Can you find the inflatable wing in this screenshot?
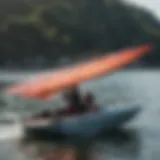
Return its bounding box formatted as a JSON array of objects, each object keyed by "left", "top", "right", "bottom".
[{"left": 5, "top": 44, "right": 152, "bottom": 99}]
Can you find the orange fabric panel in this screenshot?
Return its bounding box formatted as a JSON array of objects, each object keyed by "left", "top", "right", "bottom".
[{"left": 5, "top": 44, "right": 152, "bottom": 99}]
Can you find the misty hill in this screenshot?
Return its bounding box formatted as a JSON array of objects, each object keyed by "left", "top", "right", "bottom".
[{"left": 0, "top": 0, "right": 159, "bottom": 69}]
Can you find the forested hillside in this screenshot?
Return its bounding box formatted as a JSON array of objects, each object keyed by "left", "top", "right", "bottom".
[{"left": 0, "top": 0, "right": 159, "bottom": 69}]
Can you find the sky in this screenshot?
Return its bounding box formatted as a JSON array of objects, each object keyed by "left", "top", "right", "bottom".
[{"left": 124, "top": 0, "right": 160, "bottom": 20}]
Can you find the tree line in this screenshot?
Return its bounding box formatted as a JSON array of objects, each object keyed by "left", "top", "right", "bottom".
[{"left": 0, "top": 0, "right": 160, "bottom": 69}]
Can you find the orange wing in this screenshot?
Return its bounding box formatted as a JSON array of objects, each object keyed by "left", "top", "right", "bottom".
[{"left": 5, "top": 44, "right": 152, "bottom": 99}]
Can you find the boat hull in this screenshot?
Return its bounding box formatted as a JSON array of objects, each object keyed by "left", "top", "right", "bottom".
[{"left": 24, "top": 104, "right": 141, "bottom": 138}]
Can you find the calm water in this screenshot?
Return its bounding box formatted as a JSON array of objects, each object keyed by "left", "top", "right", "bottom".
[{"left": 0, "top": 70, "right": 160, "bottom": 160}]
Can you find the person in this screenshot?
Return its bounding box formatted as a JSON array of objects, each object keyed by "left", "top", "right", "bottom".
[
  {"left": 63, "top": 86, "right": 98, "bottom": 115},
  {"left": 83, "top": 92, "right": 98, "bottom": 112},
  {"left": 63, "top": 86, "right": 86, "bottom": 115}
]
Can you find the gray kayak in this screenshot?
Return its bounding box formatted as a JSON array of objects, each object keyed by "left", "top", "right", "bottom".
[{"left": 24, "top": 104, "right": 141, "bottom": 137}]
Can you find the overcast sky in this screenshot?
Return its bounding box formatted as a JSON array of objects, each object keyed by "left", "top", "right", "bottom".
[{"left": 124, "top": 0, "right": 160, "bottom": 20}]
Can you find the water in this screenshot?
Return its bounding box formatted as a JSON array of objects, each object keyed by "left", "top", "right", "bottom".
[{"left": 0, "top": 70, "right": 160, "bottom": 160}]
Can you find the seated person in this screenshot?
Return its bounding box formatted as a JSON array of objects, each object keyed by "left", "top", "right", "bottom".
[{"left": 83, "top": 92, "right": 98, "bottom": 112}]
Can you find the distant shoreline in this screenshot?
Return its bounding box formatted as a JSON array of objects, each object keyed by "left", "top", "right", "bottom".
[
  {"left": 0, "top": 68, "right": 159, "bottom": 88},
  {"left": 0, "top": 67, "right": 159, "bottom": 74}
]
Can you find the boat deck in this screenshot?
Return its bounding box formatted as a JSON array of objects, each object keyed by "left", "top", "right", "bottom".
[
  {"left": 24, "top": 118, "right": 53, "bottom": 127},
  {"left": 23, "top": 116, "right": 72, "bottom": 128}
]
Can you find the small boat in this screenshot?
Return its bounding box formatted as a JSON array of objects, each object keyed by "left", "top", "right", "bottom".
[
  {"left": 23, "top": 104, "right": 141, "bottom": 138},
  {"left": 4, "top": 44, "right": 152, "bottom": 138}
]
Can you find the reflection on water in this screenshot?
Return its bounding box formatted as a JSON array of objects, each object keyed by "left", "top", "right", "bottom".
[{"left": 19, "top": 128, "right": 141, "bottom": 160}]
